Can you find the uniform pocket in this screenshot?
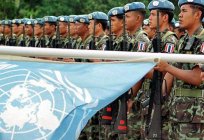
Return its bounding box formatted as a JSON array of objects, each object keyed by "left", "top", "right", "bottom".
[{"left": 170, "top": 97, "right": 196, "bottom": 123}]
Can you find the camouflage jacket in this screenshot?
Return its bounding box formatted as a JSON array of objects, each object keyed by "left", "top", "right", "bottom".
[
  {"left": 129, "top": 28, "right": 150, "bottom": 52},
  {"left": 92, "top": 33, "right": 108, "bottom": 50},
  {"left": 112, "top": 34, "right": 130, "bottom": 51},
  {"left": 175, "top": 26, "right": 204, "bottom": 89},
  {"left": 147, "top": 29, "right": 178, "bottom": 53}
]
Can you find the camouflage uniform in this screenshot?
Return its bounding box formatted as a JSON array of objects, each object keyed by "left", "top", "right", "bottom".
[
  {"left": 129, "top": 28, "right": 150, "bottom": 52},
  {"left": 169, "top": 26, "right": 204, "bottom": 139}
]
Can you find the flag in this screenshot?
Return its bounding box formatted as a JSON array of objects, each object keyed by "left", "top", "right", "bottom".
[
  {"left": 164, "top": 43, "right": 175, "bottom": 53},
  {"left": 200, "top": 43, "right": 204, "bottom": 53},
  {"left": 0, "top": 59, "right": 155, "bottom": 140},
  {"left": 138, "top": 41, "right": 146, "bottom": 51}
]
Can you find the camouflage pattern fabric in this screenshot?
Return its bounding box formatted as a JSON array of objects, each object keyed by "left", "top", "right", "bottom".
[
  {"left": 169, "top": 26, "right": 204, "bottom": 139},
  {"left": 128, "top": 28, "right": 150, "bottom": 52}
]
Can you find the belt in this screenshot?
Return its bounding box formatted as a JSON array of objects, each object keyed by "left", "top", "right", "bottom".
[{"left": 174, "top": 88, "right": 204, "bottom": 98}]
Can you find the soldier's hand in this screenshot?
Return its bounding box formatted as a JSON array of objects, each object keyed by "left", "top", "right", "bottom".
[
  {"left": 154, "top": 60, "right": 170, "bottom": 72},
  {"left": 127, "top": 99, "right": 134, "bottom": 114}
]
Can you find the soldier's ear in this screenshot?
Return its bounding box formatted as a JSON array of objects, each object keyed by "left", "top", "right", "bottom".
[{"left": 194, "top": 10, "right": 202, "bottom": 21}]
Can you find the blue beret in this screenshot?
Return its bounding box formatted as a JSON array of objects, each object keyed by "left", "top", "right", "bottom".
[
  {"left": 148, "top": 0, "right": 175, "bottom": 11},
  {"left": 12, "top": 19, "right": 22, "bottom": 24},
  {"left": 69, "top": 15, "right": 77, "bottom": 23},
  {"left": 124, "top": 2, "right": 145, "bottom": 12},
  {"left": 58, "top": 16, "right": 69, "bottom": 22},
  {"left": 74, "top": 15, "right": 89, "bottom": 24},
  {"left": 25, "top": 19, "right": 35, "bottom": 25},
  {"left": 20, "top": 18, "right": 29, "bottom": 24},
  {"left": 34, "top": 18, "right": 44, "bottom": 25},
  {"left": 44, "top": 16, "right": 57, "bottom": 23},
  {"left": 143, "top": 19, "right": 150, "bottom": 25},
  {"left": 2, "top": 20, "right": 12, "bottom": 25},
  {"left": 88, "top": 12, "right": 108, "bottom": 21},
  {"left": 178, "top": 0, "right": 204, "bottom": 7},
  {"left": 108, "top": 7, "right": 124, "bottom": 17}
]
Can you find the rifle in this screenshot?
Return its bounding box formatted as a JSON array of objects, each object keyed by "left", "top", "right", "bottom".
[
  {"left": 146, "top": 10, "right": 162, "bottom": 139},
  {"left": 89, "top": 19, "right": 96, "bottom": 50},
  {"left": 54, "top": 20, "right": 61, "bottom": 48},
  {"left": 105, "top": 19, "right": 113, "bottom": 51},
  {"left": 67, "top": 20, "right": 72, "bottom": 49},
  {"left": 100, "top": 19, "right": 114, "bottom": 125},
  {"left": 20, "top": 25, "right": 26, "bottom": 46},
  {"left": 113, "top": 14, "right": 128, "bottom": 134},
  {"left": 30, "top": 24, "right": 35, "bottom": 47},
  {"left": 9, "top": 24, "right": 16, "bottom": 46},
  {"left": 40, "top": 25, "right": 46, "bottom": 48}
]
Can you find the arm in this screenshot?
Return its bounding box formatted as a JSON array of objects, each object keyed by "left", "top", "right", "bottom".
[{"left": 155, "top": 60, "right": 202, "bottom": 86}]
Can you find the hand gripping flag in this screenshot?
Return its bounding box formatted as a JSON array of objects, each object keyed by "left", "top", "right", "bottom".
[{"left": 0, "top": 58, "right": 155, "bottom": 140}]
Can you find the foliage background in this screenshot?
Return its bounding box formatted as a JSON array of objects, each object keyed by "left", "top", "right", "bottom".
[{"left": 0, "top": 0, "right": 180, "bottom": 20}]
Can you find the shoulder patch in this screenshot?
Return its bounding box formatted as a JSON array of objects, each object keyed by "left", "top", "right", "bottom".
[
  {"left": 200, "top": 42, "right": 204, "bottom": 53},
  {"left": 137, "top": 41, "right": 146, "bottom": 51},
  {"left": 164, "top": 43, "right": 175, "bottom": 53}
]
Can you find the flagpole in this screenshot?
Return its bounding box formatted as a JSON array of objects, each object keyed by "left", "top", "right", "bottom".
[{"left": 0, "top": 46, "right": 203, "bottom": 63}]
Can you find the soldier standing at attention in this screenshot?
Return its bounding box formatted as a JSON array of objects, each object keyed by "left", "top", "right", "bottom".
[
  {"left": 124, "top": 2, "right": 150, "bottom": 52},
  {"left": 43, "top": 16, "right": 57, "bottom": 48},
  {"left": 155, "top": 0, "right": 204, "bottom": 139},
  {"left": 123, "top": 2, "right": 150, "bottom": 140},
  {"left": 34, "top": 18, "right": 44, "bottom": 47},
  {"left": 88, "top": 12, "right": 108, "bottom": 51},
  {"left": 74, "top": 15, "right": 91, "bottom": 50},
  {"left": 3, "top": 20, "right": 12, "bottom": 46},
  {"left": 24, "top": 19, "right": 35, "bottom": 47}
]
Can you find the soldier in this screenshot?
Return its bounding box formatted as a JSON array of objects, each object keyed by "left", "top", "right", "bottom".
[
  {"left": 124, "top": 2, "right": 150, "bottom": 52},
  {"left": 173, "top": 21, "right": 185, "bottom": 39},
  {"left": 74, "top": 15, "right": 91, "bottom": 50},
  {"left": 9, "top": 19, "right": 21, "bottom": 46},
  {"left": 88, "top": 11, "right": 108, "bottom": 51},
  {"left": 69, "top": 15, "right": 81, "bottom": 49},
  {"left": 3, "top": 20, "right": 12, "bottom": 46},
  {"left": 142, "top": 19, "right": 156, "bottom": 40},
  {"left": 107, "top": 7, "right": 127, "bottom": 51},
  {"left": 202, "top": 17, "right": 204, "bottom": 26},
  {"left": 43, "top": 16, "right": 57, "bottom": 48},
  {"left": 130, "top": 0, "right": 178, "bottom": 139},
  {"left": 18, "top": 18, "right": 29, "bottom": 47},
  {"left": 24, "top": 19, "right": 35, "bottom": 47},
  {"left": 123, "top": 2, "right": 151, "bottom": 140},
  {"left": 155, "top": 0, "right": 204, "bottom": 139},
  {"left": 34, "top": 18, "right": 44, "bottom": 47}
]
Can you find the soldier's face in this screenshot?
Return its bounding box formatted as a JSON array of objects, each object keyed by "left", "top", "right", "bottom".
[
  {"left": 18, "top": 24, "right": 24, "bottom": 34},
  {"left": 4, "top": 25, "right": 11, "bottom": 34},
  {"left": 149, "top": 10, "right": 162, "bottom": 29},
  {"left": 12, "top": 24, "right": 18, "bottom": 34},
  {"left": 179, "top": 4, "right": 198, "bottom": 30},
  {"left": 44, "top": 23, "right": 55, "bottom": 35},
  {"left": 59, "top": 22, "right": 68, "bottom": 35},
  {"left": 75, "top": 22, "right": 88, "bottom": 36},
  {"left": 34, "top": 24, "right": 43, "bottom": 36},
  {"left": 111, "top": 16, "right": 123, "bottom": 35},
  {"left": 70, "top": 23, "right": 76, "bottom": 36},
  {"left": 25, "top": 25, "right": 33, "bottom": 36},
  {"left": 88, "top": 20, "right": 99, "bottom": 35},
  {"left": 125, "top": 11, "right": 137, "bottom": 31}
]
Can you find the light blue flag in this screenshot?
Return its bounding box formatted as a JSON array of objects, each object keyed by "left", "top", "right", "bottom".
[{"left": 0, "top": 60, "right": 155, "bottom": 140}]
